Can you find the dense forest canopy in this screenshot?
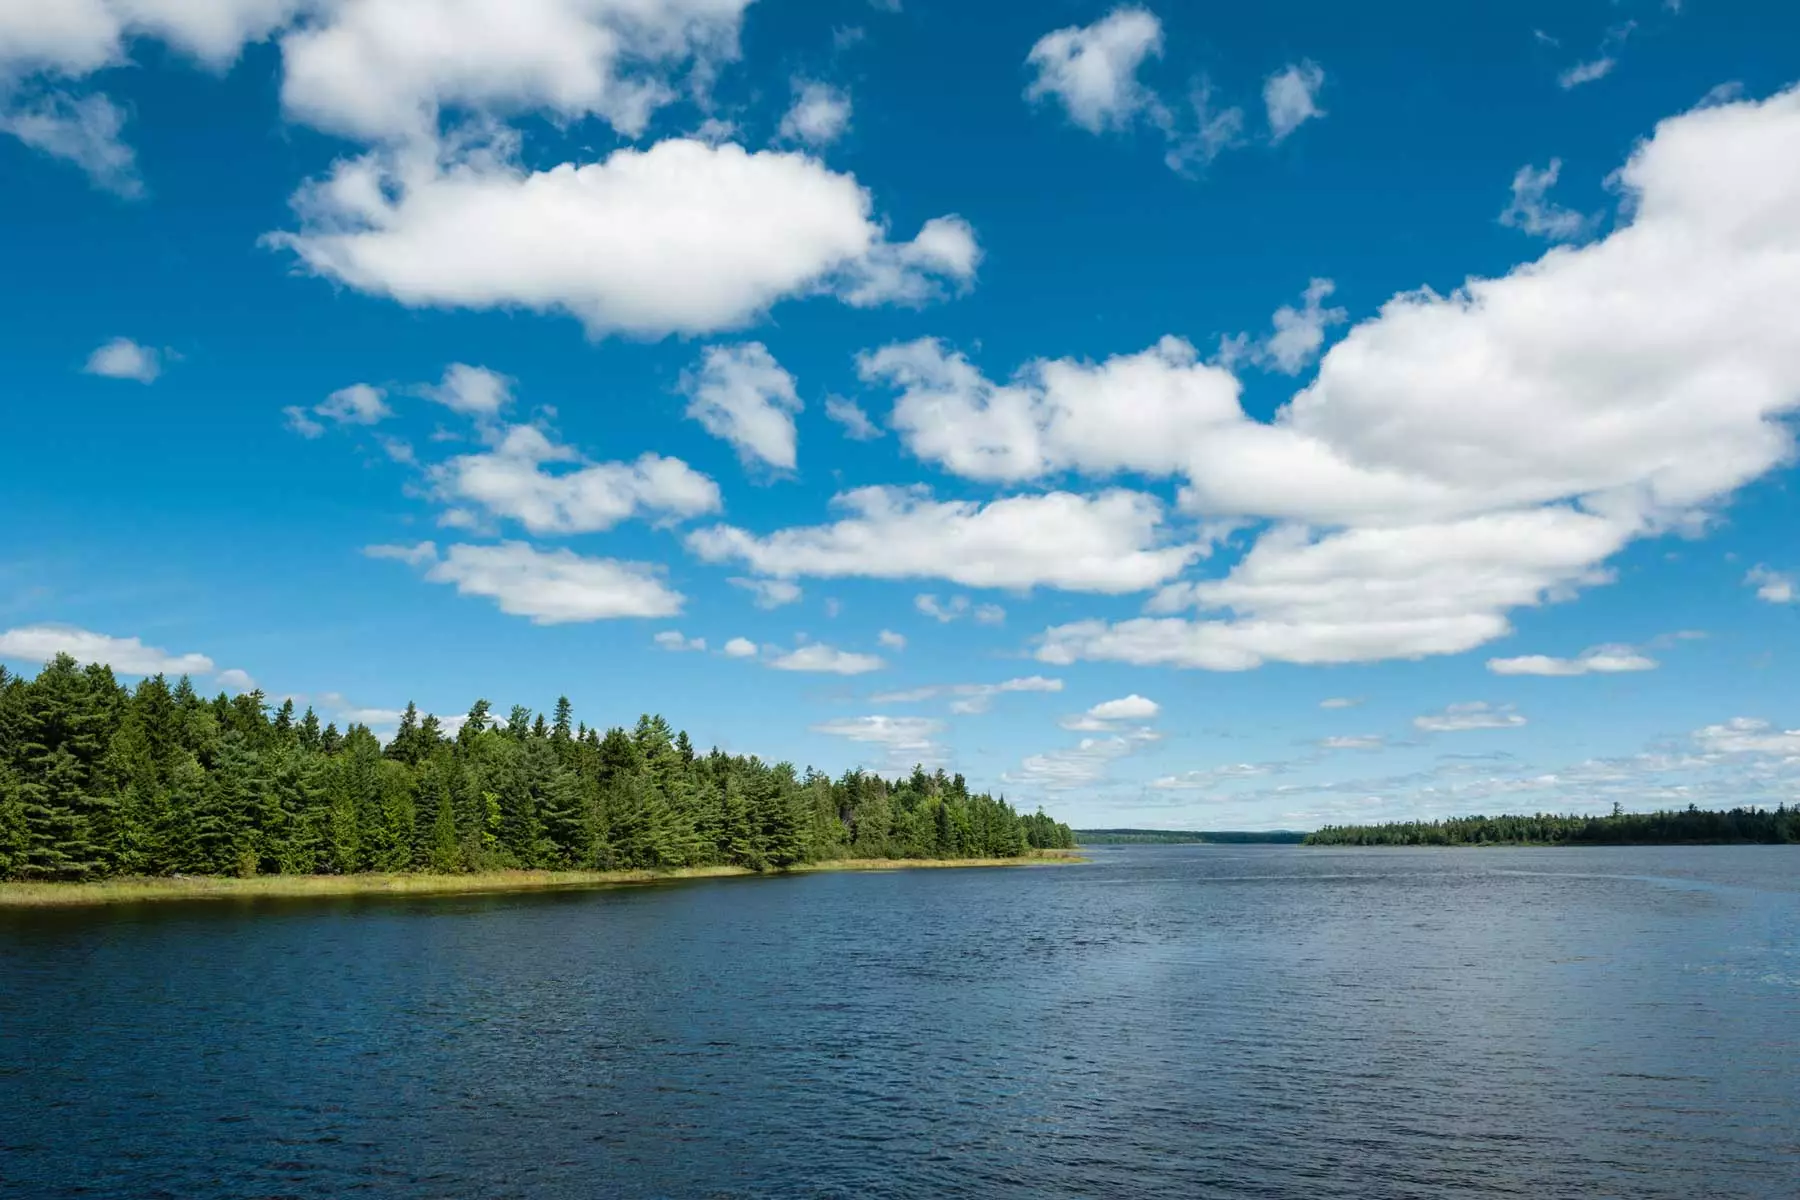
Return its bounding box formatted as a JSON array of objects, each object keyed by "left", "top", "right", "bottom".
[
  {"left": 1304, "top": 806, "right": 1800, "bottom": 846},
  {"left": 0, "top": 655, "right": 1076, "bottom": 882}
]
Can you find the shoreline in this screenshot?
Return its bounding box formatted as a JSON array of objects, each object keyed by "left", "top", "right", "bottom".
[{"left": 0, "top": 851, "right": 1085, "bottom": 909}]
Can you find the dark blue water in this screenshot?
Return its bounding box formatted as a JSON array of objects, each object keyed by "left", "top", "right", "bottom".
[{"left": 2, "top": 846, "right": 1797, "bottom": 1199}]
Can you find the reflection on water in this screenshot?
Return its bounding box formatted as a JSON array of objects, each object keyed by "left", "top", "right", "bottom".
[{"left": 2, "top": 846, "right": 1797, "bottom": 1198}]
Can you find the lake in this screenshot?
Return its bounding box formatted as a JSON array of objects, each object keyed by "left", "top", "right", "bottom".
[{"left": 2, "top": 845, "right": 1797, "bottom": 1198}]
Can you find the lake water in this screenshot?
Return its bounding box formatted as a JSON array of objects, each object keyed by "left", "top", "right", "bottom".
[{"left": 2, "top": 845, "right": 1797, "bottom": 1198}]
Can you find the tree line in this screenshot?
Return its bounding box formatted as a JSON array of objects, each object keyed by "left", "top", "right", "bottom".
[
  {"left": 1075, "top": 828, "right": 1308, "bottom": 845},
  {"left": 0, "top": 655, "right": 1076, "bottom": 882},
  {"left": 1303, "top": 804, "right": 1800, "bottom": 846}
]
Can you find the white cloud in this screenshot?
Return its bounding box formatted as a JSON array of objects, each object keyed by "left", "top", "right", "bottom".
[
  {"left": 1559, "top": 57, "right": 1616, "bottom": 89},
  {"left": 216, "top": 668, "right": 257, "bottom": 691},
  {"left": 689, "top": 486, "right": 1199, "bottom": 594},
  {"left": 316, "top": 382, "right": 391, "bottom": 425},
  {"left": 1320, "top": 696, "right": 1362, "bottom": 709},
  {"left": 1036, "top": 86, "right": 1800, "bottom": 670},
  {"left": 824, "top": 395, "right": 882, "bottom": 440},
  {"left": 1486, "top": 644, "right": 1658, "bottom": 676},
  {"left": 779, "top": 80, "right": 851, "bottom": 147},
  {"left": 381, "top": 540, "right": 682, "bottom": 623},
  {"left": 83, "top": 337, "right": 160, "bottom": 382},
  {"left": 1219, "top": 278, "right": 1347, "bottom": 375},
  {"left": 1087, "top": 694, "right": 1160, "bottom": 721},
  {"left": 1499, "top": 159, "right": 1593, "bottom": 241},
  {"left": 1024, "top": 6, "right": 1163, "bottom": 134},
  {"left": 1149, "top": 761, "right": 1281, "bottom": 790},
  {"left": 1693, "top": 717, "right": 1800, "bottom": 756},
  {"left": 1746, "top": 565, "right": 1796, "bottom": 604},
  {"left": 277, "top": 0, "right": 751, "bottom": 142},
  {"left": 1161, "top": 80, "right": 1245, "bottom": 172},
  {"left": 1263, "top": 60, "right": 1325, "bottom": 142},
  {"left": 0, "top": 624, "right": 214, "bottom": 676},
  {"left": 363, "top": 540, "right": 439, "bottom": 567},
  {"left": 873, "top": 675, "right": 1061, "bottom": 714},
  {"left": 1413, "top": 702, "right": 1527, "bottom": 733},
  {"left": 653, "top": 630, "right": 706, "bottom": 651},
  {"left": 877, "top": 629, "right": 906, "bottom": 650},
  {"left": 1320, "top": 734, "right": 1384, "bottom": 750},
  {"left": 766, "top": 643, "right": 884, "bottom": 675},
  {"left": 1005, "top": 726, "right": 1162, "bottom": 792},
  {"left": 811, "top": 714, "right": 946, "bottom": 766},
  {"left": 284, "top": 406, "right": 325, "bottom": 437},
  {"left": 434, "top": 424, "right": 720, "bottom": 535},
  {"left": 1559, "top": 21, "right": 1634, "bottom": 91},
  {"left": 421, "top": 363, "right": 513, "bottom": 417},
  {"left": 729, "top": 577, "right": 802, "bottom": 608},
  {"left": 915, "top": 593, "right": 968, "bottom": 623},
  {"left": 682, "top": 343, "right": 803, "bottom": 470},
  {"left": 270, "top": 136, "right": 980, "bottom": 339},
  {"left": 2, "top": 92, "right": 140, "bottom": 197},
  {"left": 722, "top": 636, "right": 759, "bottom": 658},
  {"left": 863, "top": 334, "right": 1242, "bottom": 484}
]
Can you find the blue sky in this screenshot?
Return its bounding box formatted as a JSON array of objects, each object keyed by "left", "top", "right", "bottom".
[{"left": 4, "top": 0, "right": 1799, "bottom": 829}]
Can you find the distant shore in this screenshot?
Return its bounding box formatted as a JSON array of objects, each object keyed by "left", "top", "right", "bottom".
[{"left": 0, "top": 851, "right": 1084, "bottom": 909}]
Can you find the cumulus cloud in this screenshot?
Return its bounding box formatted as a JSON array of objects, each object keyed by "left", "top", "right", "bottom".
[
  {"left": 1693, "top": 717, "right": 1800, "bottom": 756},
  {"left": 1218, "top": 279, "right": 1347, "bottom": 375},
  {"left": 433, "top": 424, "right": 720, "bottom": 535},
  {"left": 1263, "top": 61, "right": 1325, "bottom": 141},
  {"left": 722, "top": 636, "right": 759, "bottom": 658},
  {"left": 83, "top": 337, "right": 160, "bottom": 382},
  {"left": 215, "top": 668, "right": 258, "bottom": 691},
  {"left": 0, "top": 624, "right": 214, "bottom": 676},
  {"left": 270, "top": 137, "right": 980, "bottom": 338},
  {"left": 1319, "top": 734, "right": 1384, "bottom": 750},
  {"left": 372, "top": 540, "right": 682, "bottom": 623},
  {"left": 779, "top": 80, "right": 851, "bottom": 147},
  {"left": 1487, "top": 644, "right": 1658, "bottom": 676},
  {"left": 916, "top": 593, "right": 1001, "bottom": 623},
  {"left": 1746, "top": 565, "right": 1796, "bottom": 604},
  {"left": 2, "top": 92, "right": 141, "bottom": 196},
  {"left": 728, "top": 577, "right": 802, "bottom": 609},
  {"left": 1034, "top": 86, "right": 1800, "bottom": 671},
  {"left": 873, "top": 674, "right": 1061, "bottom": 714},
  {"left": 863, "top": 334, "right": 1242, "bottom": 484},
  {"left": 824, "top": 395, "right": 882, "bottom": 440},
  {"left": 1414, "top": 702, "right": 1528, "bottom": 733},
  {"left": 653, "top": 630, "right": 706, "bottom": 651},
  {"left": 1087, "top": 694, "right": 1160, "bottom": 721},
  {"left": 363, "top": 540, "right": 439, "bottom": 566},
  {"left": 689, "top": 486, "right": 1199, "bottom": 594},
  {"left": 811, "top": 714, "right": 946, "bottom": 767},
  {"left": 682, "top": 343, "right": 803, "bottom": 470},
  {"left": 1499, "top": 159, "right": 1593, "bottom": 241},
  {"left": 1005, "top": 726, "right": 1162, "bottom": 791},
  {"left": 422, "top": 363, "right": 513, "bottom": 417},
  {"left": 1024, "top": 6, "right": 1163, "bottom": 134},
  {"left": 877, "top": 629, "right": 906, "bottom": 650},
  {"left": 766, "top": 643, "right": 884, "bottom": 674}
]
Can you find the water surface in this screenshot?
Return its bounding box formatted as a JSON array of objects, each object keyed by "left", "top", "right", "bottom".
[{"left": 3, "top": 846, "right": 1797, "bottom": 1198}]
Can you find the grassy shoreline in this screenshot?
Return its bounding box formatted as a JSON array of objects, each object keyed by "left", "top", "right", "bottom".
[{"left": 0, "top": 850, "right": 1084, "bottom": 908}]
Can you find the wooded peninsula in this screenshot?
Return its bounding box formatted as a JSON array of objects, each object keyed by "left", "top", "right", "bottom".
[
  {"left": 0, "top": 655, "right": 1077, "bottom": 888},
  {"left": 1303, "top": 806, "right": 1800, "bottom": 846}
]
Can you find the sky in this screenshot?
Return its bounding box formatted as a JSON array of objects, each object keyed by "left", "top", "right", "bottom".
[{"left": 3, "top": 0, "right": 1799, "bottom": 831}]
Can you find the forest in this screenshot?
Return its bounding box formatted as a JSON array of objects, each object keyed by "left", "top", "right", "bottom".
[
  {"left": 1303, "top": 805, "right": 1800, "bottom": 846},
  {"left": 0, "top": 655, "right": 1076, "bottom": 882}
]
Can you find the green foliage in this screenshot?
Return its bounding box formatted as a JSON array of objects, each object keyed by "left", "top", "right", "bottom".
[
  {"left": 0, "top": 655, "right": 1077, "bottom": 881},
  {"left": 1303, "top": 805, "right": 1800, "bottom": 846}
]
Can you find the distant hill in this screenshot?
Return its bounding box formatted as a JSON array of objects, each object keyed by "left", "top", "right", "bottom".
[{"left": 1075, "top": 829, "right": 1309, "bottom": 845}]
